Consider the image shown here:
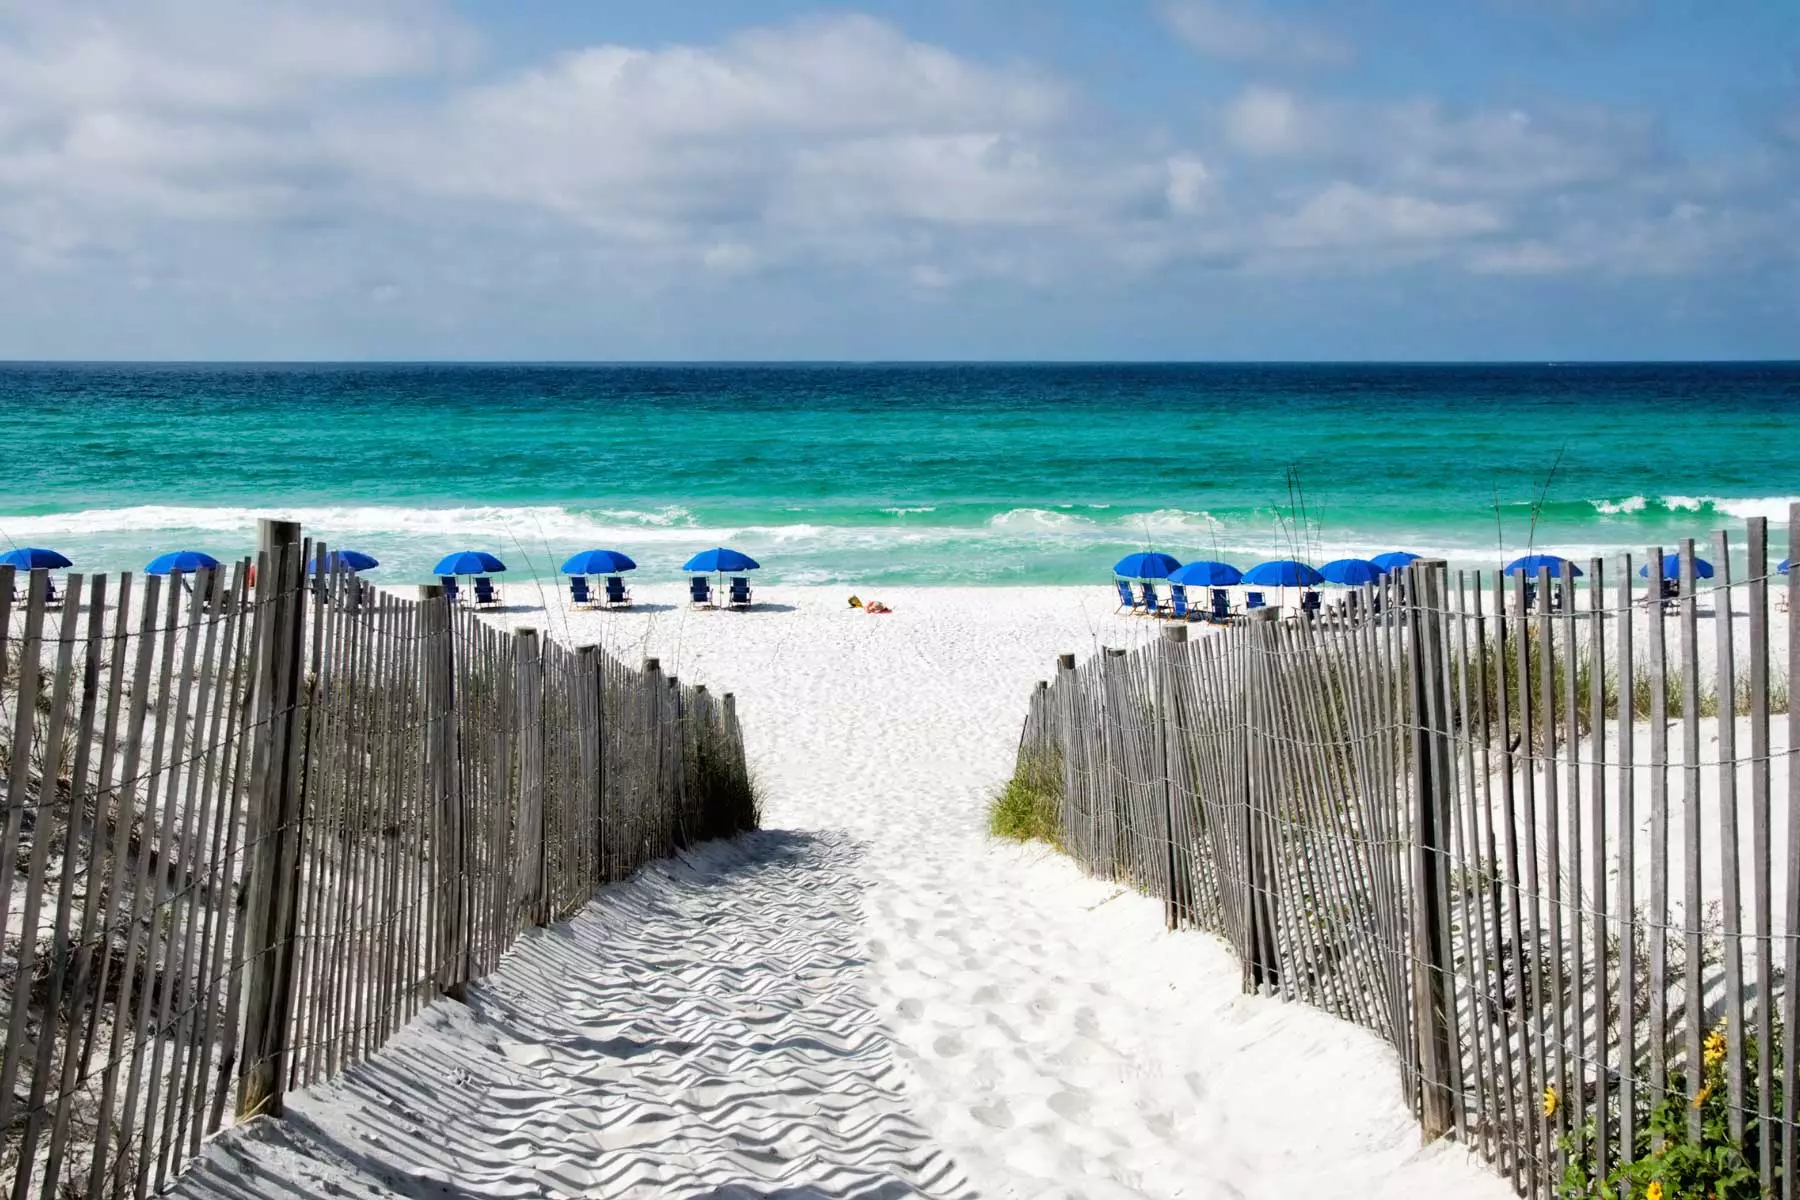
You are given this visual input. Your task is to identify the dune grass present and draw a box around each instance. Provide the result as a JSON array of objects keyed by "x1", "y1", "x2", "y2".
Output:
[{"x1": 988, "y1": 749, "x2": 1064, "y2": 848}]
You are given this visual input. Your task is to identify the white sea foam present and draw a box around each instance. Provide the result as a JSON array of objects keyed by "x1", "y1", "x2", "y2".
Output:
[
  {"x1": 1648, "y1": 496, "x2": 1799, "y2": 522},
  {"x1": 986, "y1": 507, "x2": 1094, "y2": 529},
  {"x1": 879, "y1": 506, "x2": 937, "y2": 516},
  {"x1": 596, "y1": 506, "x2": 696, "y2": 526},
  {"x1": 1591, "y1": 496, "x2": 1649, "y2": 515},
  {"x1": 0, "y1": 504, "x2": 740, "y2": 545},
  {"x1": 1707, "y1": 496, "x2": 1800, "y2": 522},
  {"x1": 1584, "y1": 495, "x2": 1797, "y2": 523},
  {"x1": 1136, "y1": 507, "x2": 1221, "y2": 534}
]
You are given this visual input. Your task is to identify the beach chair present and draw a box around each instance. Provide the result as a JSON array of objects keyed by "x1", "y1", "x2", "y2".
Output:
[
  {"x1": 1658, "y1": 577, "x2": 1679, "y2": 612},
  {"x1": 43, "y1": 577, "x2": 61, "y2": 609},
  {"x1": 1167, "y1": 584, "x2": 1189, "y2": 620},
  {"x1": 1138, "y1": 582, "x2": 1161, "y2": 615},
  {"x1": 728, "y1": 576, "x2": 753, "y2": 608},
  {"x1": 604, "y1": 575, "x2": 631, "y2": 609},
  {"x1": 1209, "y1": 589, "x2": 1230, "y2": 622},
  {"x1": 568, "y1": 575, "x2": 596, "y2": 610},
  {"x1": 1301, "y1": 590, "x2": 1322, "y2": 617},
  {"x1": 690, "y1": 576, "x2": 713, "y2": 607},
  {"x1": 1115, "y1": 579, "x2": 1140, "y2": 614},
  {"x1": 472, "y1": 576, "x2": 501, "y2": 608},
  {"x1": 440, "y1": 576, "x2": 461, "y2": 605},
  {"x1": 1245, "y1": 591, "x2": 1267, "y2": 611}
]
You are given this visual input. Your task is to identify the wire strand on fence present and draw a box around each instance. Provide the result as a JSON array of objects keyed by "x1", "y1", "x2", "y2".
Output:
[
  {"x1": 1017, "y1": 513, "x2": 1800, "y2": 1200},
  {"x1": 0, "y1": 531, "x2": 756, "y2": 1198}
]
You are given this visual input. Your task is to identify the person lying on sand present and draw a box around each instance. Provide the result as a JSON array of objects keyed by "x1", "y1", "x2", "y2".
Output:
[{"x1": 847, "y1": 595, "x2": 892, "y2": 614}]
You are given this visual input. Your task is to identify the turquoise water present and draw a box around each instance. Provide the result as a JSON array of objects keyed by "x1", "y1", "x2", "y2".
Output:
[{"x1": 2, "y1": 362, "x2": 1796, "y2": 585}]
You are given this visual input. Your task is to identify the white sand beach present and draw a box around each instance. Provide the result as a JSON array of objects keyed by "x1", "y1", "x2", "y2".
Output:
[
  {"x1": 13, "y1": 572, "x2": 1780, "y2": 1198},
  {"x1": 170, "y1": 582, "x2": 1514, "y2": 1199}
]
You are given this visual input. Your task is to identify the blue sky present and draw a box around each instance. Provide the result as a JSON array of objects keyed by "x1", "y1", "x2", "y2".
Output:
[{"x1": 0, "y1": 0, "x2": 1794, "y2": 360}]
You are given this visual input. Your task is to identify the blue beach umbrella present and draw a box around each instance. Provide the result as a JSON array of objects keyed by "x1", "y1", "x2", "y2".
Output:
[
  {"x1": 305, "y1": 549, "x2": 380, "y2": 572},
  {"x1": 1504, "y1": 554, "x2": 1583, "y2": 578},
  {"x1": 432, "y1": 550, "x2": 507, "y2": 576},
  {"x1": 1370, "y1": 551, "x2": 1420, "y2": 573},
  {"x1": 683, "y1": 547, "x2": 760, "y2": 574},
  {"x1": 1112, "y1": 551, "x2": 1181, "y2": 580},
  {"x1": 561, "y1": 549, "x2": 638, "y2": 576},
  {"x1": 146, "y1": 550, "x2": 221, "y2": 575},
  {"x1": 1168, "y1": 559, "x2": 1242, "y2": 587},
  {"x1": 1319, "y1": 558, "x2": 1383, "y2": 586},
  {"x1": 1243, "y1": 559, "x2": 1324, "y2": 587},
  {"x1": 0, "y1": 547, "x2": 72, "y2": 570},
  {"x1": 1639, "y1": 553, "x2": 1715, "y2": 581}
]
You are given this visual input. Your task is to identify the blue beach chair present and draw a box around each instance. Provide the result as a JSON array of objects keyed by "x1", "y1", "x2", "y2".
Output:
[
  {"x1": 473, "y1": 576, "x2": 500, "y2": 608},
  {"x1": 1301, "y1": 590, "x2": 1322, "y2": 616},
  {"x1": 1168, "y1": 584, "x2": 1190, "y2": 621},
  {"x1": 605, "y1": 575, "x2": 631, "y2": 608},
  {"x1": 728, "y1": 576, "x2": 752, "y2": 608},
  {"x1": 440, "y1": 576, "x2": 460, "y2": 605},
  {"x1": 690, "y1": 576, "x2": 713, "y2": 607},
  {"x1": 1138, "y1": 582, "x2": 1160, "y2": 615},
  {"x1": 569, "y1": 576, "x2": 596, "y2": 610},
  {"x1": 1115, "y1": 579, "x2": 1140, "y2": 614},
  {"x1": 1245, "y1": 591, "x2": 1266, "y2": 611},
  {"x1": 1209, "y1": 589, "x2": 1230, "y2": 622}
]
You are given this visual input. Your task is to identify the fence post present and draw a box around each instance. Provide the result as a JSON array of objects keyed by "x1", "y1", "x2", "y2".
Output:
[
  {"x1": 1158, "y1": 625, "x2": 1187, "y2": 929},
  {"x1": 1056, "y1": 654, "x2": 1078, "y2": 860},
  {"x1": 575, "y1": 645, "x2": 601, "y2": 893},
  {"x1": 238, "y1": 519, "x2": 307, "y2": 1120},
  {"x1": 644, "y1": 658, "x2": 665, "y2": 858},
  {"x1": 1406, "y1": 559, "x2": 1458, "y2": 1141},
  {"x1": 513, "y1": 629, "x2": 545, "y2": 924},
  {"x1": 1243, "y1": 607, "x2": 1280, "y2": 991},
  {"x1": 419, "y1": 584, "x2": 468, "y2": 1001}
]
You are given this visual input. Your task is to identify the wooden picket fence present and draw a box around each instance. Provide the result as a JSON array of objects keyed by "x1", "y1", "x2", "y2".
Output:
[
  {"x1": 0, "y1": 520, "x2": 754, "y2": 1198},
  {"x1": 1019, "y1": 512, "x2": 1798, "y2": 1199}
]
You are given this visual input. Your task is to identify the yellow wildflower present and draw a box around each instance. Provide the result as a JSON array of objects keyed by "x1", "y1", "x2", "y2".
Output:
[
  {"x1": 1647, "y1": 1182, "x2": 1664, "y2": 1200},
  {"x1": 1542, "y1": 1086, "x2": 1558, "y2": 1118},
  {"x1": 1692, "y1": 1082, "x2": 1713, "y2": 1109},
  {"x1": 1704, "y1": 1026, "x2": 1727, "y2": 1068}
]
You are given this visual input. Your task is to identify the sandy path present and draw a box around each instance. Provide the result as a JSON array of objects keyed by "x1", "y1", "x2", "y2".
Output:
[{"x1": 174, "y1": 585, "x2": 1510, "y2": 1199}]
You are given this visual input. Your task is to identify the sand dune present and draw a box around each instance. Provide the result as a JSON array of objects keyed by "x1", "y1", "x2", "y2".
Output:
[{"x1": 173, "y1": 584, "x2": 1511, "y2": 1199}]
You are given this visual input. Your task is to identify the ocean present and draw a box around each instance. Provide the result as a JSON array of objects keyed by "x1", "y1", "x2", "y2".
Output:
[{"x1": 2, "y1": 361, "x2": 1796, "y2": 586}]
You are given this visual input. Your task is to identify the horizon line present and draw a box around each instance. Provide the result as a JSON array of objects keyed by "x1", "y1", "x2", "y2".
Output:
[{"x1": 3, "y1": 357, "x2": 1798, "y2": 368}]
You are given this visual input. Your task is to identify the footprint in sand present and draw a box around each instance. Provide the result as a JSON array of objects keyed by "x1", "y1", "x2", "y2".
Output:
[{"x1": 970, "y1": 1098, "x2": 1014, "y2": 1129}]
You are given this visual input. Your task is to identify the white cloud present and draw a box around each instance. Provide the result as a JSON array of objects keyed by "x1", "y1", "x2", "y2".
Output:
[
  {"x1": 331, "y1": 14, "x2": 1087, "y2": 256},
  {"x1": 1161, "y1": 0, "x2": 1354, "y2": 69},
  {"x1": 0, "y1": 1, "x2": 1788, "y2": 357},
  {"x1": 1271, "y1": 182, "x2": 1505, "y2": 250},
  {"x1": 1165, "y1": 155, "x2": 1212, "y2": 214},
  {"x1": 1218, "y1": 85, "x2": 1661, "y2": 192},
  {"x1": 1467, "y1": 240, "x2": 1586, "y2": 274},
  {"x1": 1224, "y1": 86, "x2": 1309, "y2": 155}
]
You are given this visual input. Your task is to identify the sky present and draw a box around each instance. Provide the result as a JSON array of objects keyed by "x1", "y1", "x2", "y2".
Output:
[{"x1": 0, "y1": 0, "x2": 1794, "y2": 361}]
